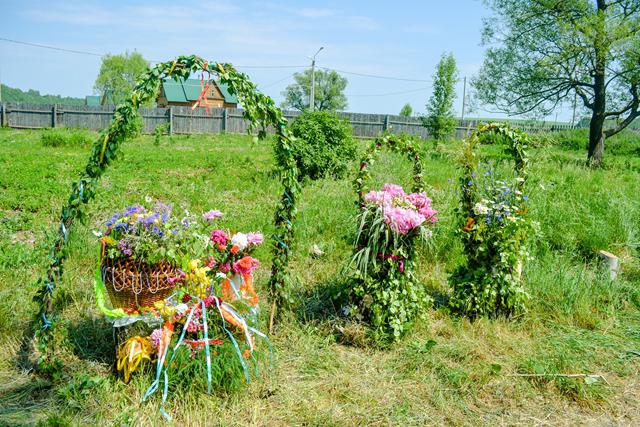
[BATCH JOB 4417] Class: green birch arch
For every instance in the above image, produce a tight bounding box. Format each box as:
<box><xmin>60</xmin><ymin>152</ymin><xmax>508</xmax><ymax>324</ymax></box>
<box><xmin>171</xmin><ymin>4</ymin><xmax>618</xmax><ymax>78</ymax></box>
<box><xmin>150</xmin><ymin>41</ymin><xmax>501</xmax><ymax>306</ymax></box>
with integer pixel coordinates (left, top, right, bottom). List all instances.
<box><xmin>32</xmin><ymin>55</ymin><xmax>300</xmax><ymax>371</ymax></box>
<box><xmin>451</xmin><ymin>122</ymin><xmax>533</xmax><ymax>318</ymax></box>
<box><xmin>354</xmin><ymin>132</ymin><xmax>424</xmax><ymax>206</ymax></box>
<box><xmin>459</xmin><ymin>122</ymin><xmax>530</xmax><ymax>216</ymax></box>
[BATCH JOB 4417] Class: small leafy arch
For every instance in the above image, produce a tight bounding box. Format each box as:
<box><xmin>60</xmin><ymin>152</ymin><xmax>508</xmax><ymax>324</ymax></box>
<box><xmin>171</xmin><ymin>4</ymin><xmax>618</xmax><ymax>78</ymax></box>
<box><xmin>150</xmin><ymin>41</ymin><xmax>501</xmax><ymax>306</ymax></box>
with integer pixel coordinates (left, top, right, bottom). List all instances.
<box><xmin>354</xmin><ymin>133</ymin><xmax>424</xmax><ymax>206</ymax></box>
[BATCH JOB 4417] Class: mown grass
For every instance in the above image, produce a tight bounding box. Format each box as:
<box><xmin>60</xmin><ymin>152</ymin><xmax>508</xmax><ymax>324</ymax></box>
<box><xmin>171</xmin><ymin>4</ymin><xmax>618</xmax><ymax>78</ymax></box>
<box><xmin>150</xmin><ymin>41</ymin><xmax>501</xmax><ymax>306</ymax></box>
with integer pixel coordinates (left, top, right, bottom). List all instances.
<box><xmin>0</xmin><ymin>127</ymin><xmax>639</xmax><ymax>426</ymax></box>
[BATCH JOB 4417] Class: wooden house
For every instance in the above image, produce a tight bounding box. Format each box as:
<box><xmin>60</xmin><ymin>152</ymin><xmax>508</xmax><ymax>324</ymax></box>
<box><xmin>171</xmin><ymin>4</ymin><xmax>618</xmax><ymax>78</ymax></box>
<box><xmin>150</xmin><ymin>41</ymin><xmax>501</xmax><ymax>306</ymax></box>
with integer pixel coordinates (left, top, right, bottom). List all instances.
<box><xmin>157</xmin><ymin>78</ymin><xmax>238</xmax><ymax>108</ymax></box>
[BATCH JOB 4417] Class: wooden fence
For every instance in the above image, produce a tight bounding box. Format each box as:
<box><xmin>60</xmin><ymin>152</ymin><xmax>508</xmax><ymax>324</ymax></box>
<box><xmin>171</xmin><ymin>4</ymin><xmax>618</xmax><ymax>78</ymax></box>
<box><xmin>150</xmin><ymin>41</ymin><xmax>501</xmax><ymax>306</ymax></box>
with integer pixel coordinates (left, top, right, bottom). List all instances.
<box><xmin>0</xmin><ymin>102</ymin><xmax>577</xmax><ymax>139</ymax></box>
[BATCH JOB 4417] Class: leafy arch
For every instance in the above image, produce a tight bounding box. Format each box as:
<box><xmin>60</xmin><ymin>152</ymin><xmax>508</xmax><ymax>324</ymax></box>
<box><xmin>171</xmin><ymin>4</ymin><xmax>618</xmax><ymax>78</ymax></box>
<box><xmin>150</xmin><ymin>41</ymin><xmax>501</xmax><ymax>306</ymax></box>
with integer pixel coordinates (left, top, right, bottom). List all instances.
<box><xmin>354</xmin><ymin>133</ymin><xmax>424</xmax><ymax>205</ymax></box>
<box><xmin>459</xmin><ymin>122</ymin><xmax>529</xmax><ymax>216</ymax></box>
<box><xmin>451</xmin><ymin>122</ymin><xmax>533</xmax><ymax>318</ymax></box>
<box><xmin>32</xmin><ymin>55</ymin><xmax>299</xmax><ymax>370</ymax></box>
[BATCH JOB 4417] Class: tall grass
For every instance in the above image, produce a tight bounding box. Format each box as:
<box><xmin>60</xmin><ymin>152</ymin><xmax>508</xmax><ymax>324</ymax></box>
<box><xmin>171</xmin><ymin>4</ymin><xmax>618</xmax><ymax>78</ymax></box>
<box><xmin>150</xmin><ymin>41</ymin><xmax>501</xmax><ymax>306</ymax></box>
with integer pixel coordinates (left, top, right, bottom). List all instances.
<box><xmin>0</xmin><ymin>128</ymin><xmax>638</xmax><ymax>425</ymax></box>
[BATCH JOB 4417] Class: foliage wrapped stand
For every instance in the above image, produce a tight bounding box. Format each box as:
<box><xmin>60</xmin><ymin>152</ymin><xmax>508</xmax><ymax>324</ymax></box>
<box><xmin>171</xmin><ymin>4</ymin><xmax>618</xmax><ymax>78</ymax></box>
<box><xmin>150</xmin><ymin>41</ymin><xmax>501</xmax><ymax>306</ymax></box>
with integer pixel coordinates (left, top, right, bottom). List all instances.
<box><xmin>31</xmin><ymin>56</ymin><xmax>300</xmax><ymax>378</ymax></box>
<box><xmin>450</xmin><ymin>123</ymin><xmax>538</xmax><ymax>317</ymax></box>
<box><xmin>347</xmin><ymin>134</ymin><xmax>438</xmax><ymax>340</ymax></box>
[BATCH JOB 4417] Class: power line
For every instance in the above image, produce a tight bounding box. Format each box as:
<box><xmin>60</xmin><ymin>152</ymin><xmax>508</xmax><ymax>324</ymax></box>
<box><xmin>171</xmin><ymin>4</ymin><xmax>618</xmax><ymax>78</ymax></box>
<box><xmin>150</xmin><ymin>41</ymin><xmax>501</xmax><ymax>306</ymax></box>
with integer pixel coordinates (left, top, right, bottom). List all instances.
<box><xmin>0</xmin><ymin>36</ymin><xmax>104</xmax><ymax>57</ymax></box>
<box><xmin>261</xmin><ymin>73</ymin><xmax>296</xmax><ymax>89</ymax></box>
<box><xmin>0</xmin><ymin>37</ymin><xmax>307</xmax><ymax>69</ymax></box>
<box><xmin>319</xmin><ymin>66</ymin><xmax>431</xmax><ymax>83</ymax></box>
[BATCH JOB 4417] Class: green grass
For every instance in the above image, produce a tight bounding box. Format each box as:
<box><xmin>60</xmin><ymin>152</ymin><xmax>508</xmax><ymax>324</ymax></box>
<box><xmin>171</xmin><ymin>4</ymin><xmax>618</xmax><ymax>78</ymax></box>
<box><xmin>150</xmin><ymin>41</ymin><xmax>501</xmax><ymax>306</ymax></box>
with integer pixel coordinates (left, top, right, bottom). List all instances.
<box><xmin>0</xmin><ymin>127</ymin><xmax>639</xmax><ymax>425</ymax></box>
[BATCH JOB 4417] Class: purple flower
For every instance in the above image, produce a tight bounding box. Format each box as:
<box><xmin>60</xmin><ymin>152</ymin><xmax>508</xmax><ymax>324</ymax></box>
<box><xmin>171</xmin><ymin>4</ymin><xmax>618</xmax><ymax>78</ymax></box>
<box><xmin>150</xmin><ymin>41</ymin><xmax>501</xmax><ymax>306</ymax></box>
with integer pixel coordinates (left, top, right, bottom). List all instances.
<box><xmin>118</xmin><ymin>239</ymin><xmax>132</xmax><ymax>257</ymax></box>
<box><xmin>114</xmin><ymin>222</ymin><xmax>128</xmax><ymax>233</ymax></box>
<box><xmin>181</xmin><ymin>218</ymin><xmax>190</xmax><ymax>229</ymax></box>
<box><xmin>523</xmin><ymin>195</ymin><xmax>529</xmax><ymax>201</ymax></box>
<box><xmin>106</xmin><ymin>213</ymin><xmax>120</xmax><ymax>227</ymax></box>
<box><xmin>202</xmin><ymin>210</ymin><xmax>223</xmax><ymax>221</ymax></box>
<box><xmin>152</xmin><ymin>226</ymin><xmax>164</xmax><ymax>237</ymax></box>
<box><xmin>140</xmin><ymin>213</ymin><xmax>159</xmax><ymax>227</ymax></box>
<box><xmin>123</xmin><ymin>205</ymin><xmax>145</xmax><ymax>217</ymax></box>
<box><xmin>247</xmin><ymin>232</ymin><xmax>264</xmax><ymax>245</ymax></box>
<box><xmin>154</xmin><ymin>201</ymin><xmax>172</xmax><ymax>213</ymax></box>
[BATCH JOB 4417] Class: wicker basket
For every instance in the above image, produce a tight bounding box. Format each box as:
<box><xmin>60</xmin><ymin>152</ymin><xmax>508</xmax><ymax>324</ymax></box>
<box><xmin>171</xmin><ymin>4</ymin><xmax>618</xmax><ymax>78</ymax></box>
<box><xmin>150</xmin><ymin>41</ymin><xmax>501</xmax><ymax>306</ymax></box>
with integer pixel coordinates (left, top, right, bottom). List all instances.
<box><xmin>100</xmin><ymin>242</ymin><xmax>178</xmax><ymax>311</ymax></box>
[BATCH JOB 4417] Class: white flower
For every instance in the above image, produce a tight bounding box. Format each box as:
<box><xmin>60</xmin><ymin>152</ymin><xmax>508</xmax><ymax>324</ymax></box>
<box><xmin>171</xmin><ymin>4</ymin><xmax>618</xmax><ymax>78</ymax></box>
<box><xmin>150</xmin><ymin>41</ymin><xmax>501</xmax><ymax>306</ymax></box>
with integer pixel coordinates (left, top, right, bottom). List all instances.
<box><xmin>231</xmin><ymin>232</ymin><xmax>249</xmax><ymax>250</ymax></box>
<box><xmin>473</xmin><ymin>202</ymin><xmax>489</xmax><ymax>215</ymax></box>
<box><xmin>507</xmin><ymin>216</ymin><xmax>517</xmax><ymax>222</ymax></box>
<box><xmin>175</xmin><ymin>303</ymin><xmax>189</xmax><ymax>316</ymax></box>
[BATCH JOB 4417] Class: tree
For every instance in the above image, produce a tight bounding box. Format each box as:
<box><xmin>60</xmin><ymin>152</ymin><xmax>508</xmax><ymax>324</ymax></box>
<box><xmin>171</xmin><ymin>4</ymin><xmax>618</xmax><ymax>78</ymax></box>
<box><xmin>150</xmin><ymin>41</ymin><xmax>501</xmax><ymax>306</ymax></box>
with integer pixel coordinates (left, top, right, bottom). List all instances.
<box><xmin>474</xmin><ymin>0</ymin><xmax>640</xmax><ymax>166</ymax></box>
<box><xmin>399</xmin><ymin>103</ymin><xmax>413</xmax><ymax>117</ymax></box>
<box><xmin>282</xmin><ymin>69</ymin><xmax>348</xmax><ymax>111</ymax></box>
<box><xmin>94</xmin><ymin>51</ymin><xmax>150</xmax><ymax>106</ymax></box>
<box><xmin>422</xmin><ymin>53</ymin><xmax>459</xmax><ymax>144</ymax></box>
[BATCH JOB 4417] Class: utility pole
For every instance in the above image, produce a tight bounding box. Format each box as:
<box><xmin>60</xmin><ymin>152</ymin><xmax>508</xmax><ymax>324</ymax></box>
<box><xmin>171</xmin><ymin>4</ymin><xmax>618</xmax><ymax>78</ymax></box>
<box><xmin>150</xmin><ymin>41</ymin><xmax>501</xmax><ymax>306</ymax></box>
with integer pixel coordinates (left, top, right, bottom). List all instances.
<box><xmin>461</xmin><ymin>76</ymin><xmax>467</xmax><ymax>122</ymax></box>
<box><xmin>309</xmin><ymin>47</ymin><xmax>324</xmax><ymax>111</ymax></box>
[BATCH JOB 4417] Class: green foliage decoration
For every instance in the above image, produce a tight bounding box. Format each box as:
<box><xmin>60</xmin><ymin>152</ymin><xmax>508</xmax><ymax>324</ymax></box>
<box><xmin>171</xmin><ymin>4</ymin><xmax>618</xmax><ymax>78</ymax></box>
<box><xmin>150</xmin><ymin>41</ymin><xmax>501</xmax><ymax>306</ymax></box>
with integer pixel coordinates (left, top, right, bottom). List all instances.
<box><xmin>285</xmin><ymin>110</ymin><xmax>356</xmax><ymax>180</ymax></box>
<box><xmin>32</xmin><ymin>55</ymin><xmax>300</xmax><ymax>373</ymax></box>
<box><xmin>348</xmin><ymin>133</ymin><xmax>432</xmax><ymax>340</ymax></box>
<box><xmin>450</xmin><ymin>122</ymin><xmax>537</xmax><ymax>318</ymax></box>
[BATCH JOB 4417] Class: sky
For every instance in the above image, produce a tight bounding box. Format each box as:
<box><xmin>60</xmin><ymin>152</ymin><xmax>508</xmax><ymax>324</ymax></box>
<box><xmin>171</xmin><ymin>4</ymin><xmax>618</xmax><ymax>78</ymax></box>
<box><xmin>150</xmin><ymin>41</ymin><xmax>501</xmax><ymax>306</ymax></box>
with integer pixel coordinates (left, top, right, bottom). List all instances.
<box><xmin>0</xmin><ymin>0</ymin><xmax>573</xmax><ymax>121</ymax></box>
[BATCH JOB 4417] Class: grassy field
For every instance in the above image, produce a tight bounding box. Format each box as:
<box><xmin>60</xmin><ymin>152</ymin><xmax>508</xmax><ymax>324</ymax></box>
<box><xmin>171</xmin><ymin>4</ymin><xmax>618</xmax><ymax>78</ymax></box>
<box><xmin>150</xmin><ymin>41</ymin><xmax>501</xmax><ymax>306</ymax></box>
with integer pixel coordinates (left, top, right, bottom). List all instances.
<box><xmin>0</xmin><ymin>127</ymin><xmax>639</xmax><ymax>426</ymax></box>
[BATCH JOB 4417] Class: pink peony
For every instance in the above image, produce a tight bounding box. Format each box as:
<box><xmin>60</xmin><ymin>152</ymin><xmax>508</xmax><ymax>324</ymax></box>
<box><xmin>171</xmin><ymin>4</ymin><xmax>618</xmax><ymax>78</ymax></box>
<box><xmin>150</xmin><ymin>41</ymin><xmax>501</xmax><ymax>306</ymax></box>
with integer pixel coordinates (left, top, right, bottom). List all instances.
<box><xmin>210</xmin><ymin>229</ymin><xmax>228</xmax><ymax>246</ymax></box>
<box><xmin>382</xmin><ymin>183</ymin><xmax>406</xmax><ymax>198</ymax></box>
<box><xmin>246</xmin><ymin>232</ymin><xmax>264</xmax><ymax>246</ymax></box>
<box><xmin>382</xmin><ymin>205</ymin><xmax>426</xmax><ymax>234</ymax></box>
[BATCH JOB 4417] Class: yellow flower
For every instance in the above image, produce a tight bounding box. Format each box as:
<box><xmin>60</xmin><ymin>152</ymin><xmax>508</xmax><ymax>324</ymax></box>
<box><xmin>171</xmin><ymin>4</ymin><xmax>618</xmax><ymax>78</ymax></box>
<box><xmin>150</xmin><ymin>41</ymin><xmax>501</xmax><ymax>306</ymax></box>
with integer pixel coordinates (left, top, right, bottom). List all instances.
<box><xmin>154</xmin><ymin>300</ymin><xmax>176</xmax><ymax>318</ymax></box>
<box><xmin>102</xmin><ymin>236</ymin><xmax>117</xmax><ymax>246</ymax></box>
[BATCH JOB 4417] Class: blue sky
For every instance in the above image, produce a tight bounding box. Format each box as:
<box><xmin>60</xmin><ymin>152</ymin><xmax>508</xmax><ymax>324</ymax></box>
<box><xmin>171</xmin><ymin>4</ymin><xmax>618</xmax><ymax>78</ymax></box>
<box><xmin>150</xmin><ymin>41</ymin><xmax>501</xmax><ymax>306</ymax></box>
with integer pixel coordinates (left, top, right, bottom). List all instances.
<box><xmin>0</xmin><ymin>0</ymin><xmax>572</xmax><ymax>120</ymax></box>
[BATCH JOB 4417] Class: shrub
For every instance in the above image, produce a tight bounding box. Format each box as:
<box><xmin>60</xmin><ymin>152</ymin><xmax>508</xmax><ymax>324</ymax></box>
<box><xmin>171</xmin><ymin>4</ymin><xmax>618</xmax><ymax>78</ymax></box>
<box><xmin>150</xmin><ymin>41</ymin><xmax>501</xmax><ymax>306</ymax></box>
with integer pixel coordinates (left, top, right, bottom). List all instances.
<box><xmin>286</xmin><ymin>111</ymin><xmax>356</xmax><ymax>180</ymax></box>
<box><xmin>41</xmin><ymin>128</ymin><xmax>93</xmax><ymax>147</ymax></box>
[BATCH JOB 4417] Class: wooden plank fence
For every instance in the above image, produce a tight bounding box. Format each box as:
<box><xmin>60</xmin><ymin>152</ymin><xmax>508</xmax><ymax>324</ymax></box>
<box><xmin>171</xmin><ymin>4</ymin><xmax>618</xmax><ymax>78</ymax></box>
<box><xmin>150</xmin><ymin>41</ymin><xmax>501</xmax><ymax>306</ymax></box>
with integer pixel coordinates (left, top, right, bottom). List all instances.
<box><xmin>0</xmin><ymin>102</ymin><xmax>578</xmax><ymax>139</ymax></box>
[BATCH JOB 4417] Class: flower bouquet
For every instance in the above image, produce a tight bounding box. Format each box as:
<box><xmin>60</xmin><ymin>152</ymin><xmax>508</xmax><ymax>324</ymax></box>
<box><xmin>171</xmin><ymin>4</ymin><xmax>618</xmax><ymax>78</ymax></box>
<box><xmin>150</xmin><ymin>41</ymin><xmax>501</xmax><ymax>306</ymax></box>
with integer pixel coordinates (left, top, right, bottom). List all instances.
<box><xmin>94</xmin><ymin>202</ymin><xmax>269</xmax><ymax>420</ymax></box>
<box><xmin>348</xmin><ymin>184</ymin><xmax>437</xmax><ymax>339</ymax></box>
<box><xmin>451</xmin><ymin>167</ymin><xmax>538</xmax><ymax>317</ymax></box>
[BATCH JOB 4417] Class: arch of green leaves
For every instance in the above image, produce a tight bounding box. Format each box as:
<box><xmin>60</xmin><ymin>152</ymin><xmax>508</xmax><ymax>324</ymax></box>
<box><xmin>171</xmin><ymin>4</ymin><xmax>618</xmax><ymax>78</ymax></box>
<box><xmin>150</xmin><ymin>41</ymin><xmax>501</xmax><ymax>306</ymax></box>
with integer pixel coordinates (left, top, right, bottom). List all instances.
<box><xmin>354</xmin><ymin>133</ymin><xmax>424</xmax><ymax>203</ymax></box>
<box><xmin>32</xmin><ymin>55</ymin><xmax>300</xmax><ymax>371</ymax></box>
<box><xmin>450</xmin><ymin>122</ymin><xmax>533</xmax><ymax>317</ymax></box>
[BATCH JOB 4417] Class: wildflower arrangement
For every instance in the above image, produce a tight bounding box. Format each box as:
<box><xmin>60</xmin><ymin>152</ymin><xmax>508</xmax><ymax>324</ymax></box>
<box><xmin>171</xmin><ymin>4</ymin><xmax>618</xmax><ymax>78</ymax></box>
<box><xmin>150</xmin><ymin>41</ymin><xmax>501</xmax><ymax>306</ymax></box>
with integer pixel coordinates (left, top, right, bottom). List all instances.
<box><xmin>348</xmin><ymin>183</ymin><xmax>438</xmax><ymax>339</ymax></box>
<box><xmin>95</xmin><ymin>202</ymin><xmax>269</xmax><ymax>420</ymax></box>
<box><xmin>450</xmin><ymin>123</ymin><xmax>538</xmax><ymax>318</ymax></box>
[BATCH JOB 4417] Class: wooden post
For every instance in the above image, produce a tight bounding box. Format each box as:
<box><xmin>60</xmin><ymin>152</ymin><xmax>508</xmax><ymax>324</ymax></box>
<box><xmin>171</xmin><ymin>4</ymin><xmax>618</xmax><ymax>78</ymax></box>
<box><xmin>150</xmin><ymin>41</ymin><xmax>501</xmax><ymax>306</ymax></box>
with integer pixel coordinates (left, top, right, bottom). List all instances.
<box><xmin>383</xmin><ymin>114</ymin><xmax>389</xmax><ymax>131</ymax></box>
<box><xmin>0</xmin><ymin>103</ymin><xmax>5</xmax><ymax>127</ymax></box>
<box><xmin>598</xmin><ymin>250</ymin><xmax>619</xmax><ymax>280</ymax></box>
<box><xmin>52</xmin><ymin>104</ymin><xmax>57</xmax><ymax>128</ymax></box>
<box><xmin>168</xmin><ymin>107</ymin><xmax>173</xmax><ymax>135</ymax></box>
<box><xmin>221</xmin><ymin>108</ymin><xmax>228</xmax><ymax>133</ymax></box>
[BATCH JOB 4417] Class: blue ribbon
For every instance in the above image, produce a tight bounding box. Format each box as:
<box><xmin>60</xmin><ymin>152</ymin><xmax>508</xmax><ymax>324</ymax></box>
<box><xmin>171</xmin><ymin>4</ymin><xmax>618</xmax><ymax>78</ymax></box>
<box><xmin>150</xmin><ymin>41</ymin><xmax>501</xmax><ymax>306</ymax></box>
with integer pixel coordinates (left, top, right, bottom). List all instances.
<box><xmin>201</xmin><ymin>300</ymin><xmax>212</xmax><ymax>394</ymax></box>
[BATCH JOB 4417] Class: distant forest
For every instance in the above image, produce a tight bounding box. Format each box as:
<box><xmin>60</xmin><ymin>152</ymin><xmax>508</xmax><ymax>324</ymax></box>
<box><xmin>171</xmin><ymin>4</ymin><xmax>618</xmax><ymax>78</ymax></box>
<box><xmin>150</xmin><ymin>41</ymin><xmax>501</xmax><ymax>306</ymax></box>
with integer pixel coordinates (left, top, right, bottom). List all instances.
<box><xmin>1</xmin><ymin>84</ymin><xmax>84</xmax><ymax>105</ymax></box>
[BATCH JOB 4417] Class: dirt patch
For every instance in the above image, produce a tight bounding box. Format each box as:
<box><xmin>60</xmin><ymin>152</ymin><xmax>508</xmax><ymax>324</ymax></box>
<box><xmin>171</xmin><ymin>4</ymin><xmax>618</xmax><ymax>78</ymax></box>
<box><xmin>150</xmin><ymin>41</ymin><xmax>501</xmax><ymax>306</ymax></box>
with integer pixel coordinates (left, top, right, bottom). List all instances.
<box><xmin>11</xmin><ymin>230</ymin><xmax>36</xmax><ymax>246</ymax></box>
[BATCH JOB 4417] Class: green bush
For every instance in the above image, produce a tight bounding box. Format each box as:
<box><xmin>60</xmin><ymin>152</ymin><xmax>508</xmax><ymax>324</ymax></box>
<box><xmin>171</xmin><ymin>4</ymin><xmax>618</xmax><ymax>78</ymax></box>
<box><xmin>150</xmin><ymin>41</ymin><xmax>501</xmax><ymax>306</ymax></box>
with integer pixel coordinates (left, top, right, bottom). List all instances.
<box><xmin>41</xmin><ymin>128</ymin><xmax>93</xmax><ymax>147</ymax></box>
<box><xmin>286</xmin><ymin>111</ymin><xmax>356</xmax><ymax>180</ymax></box>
